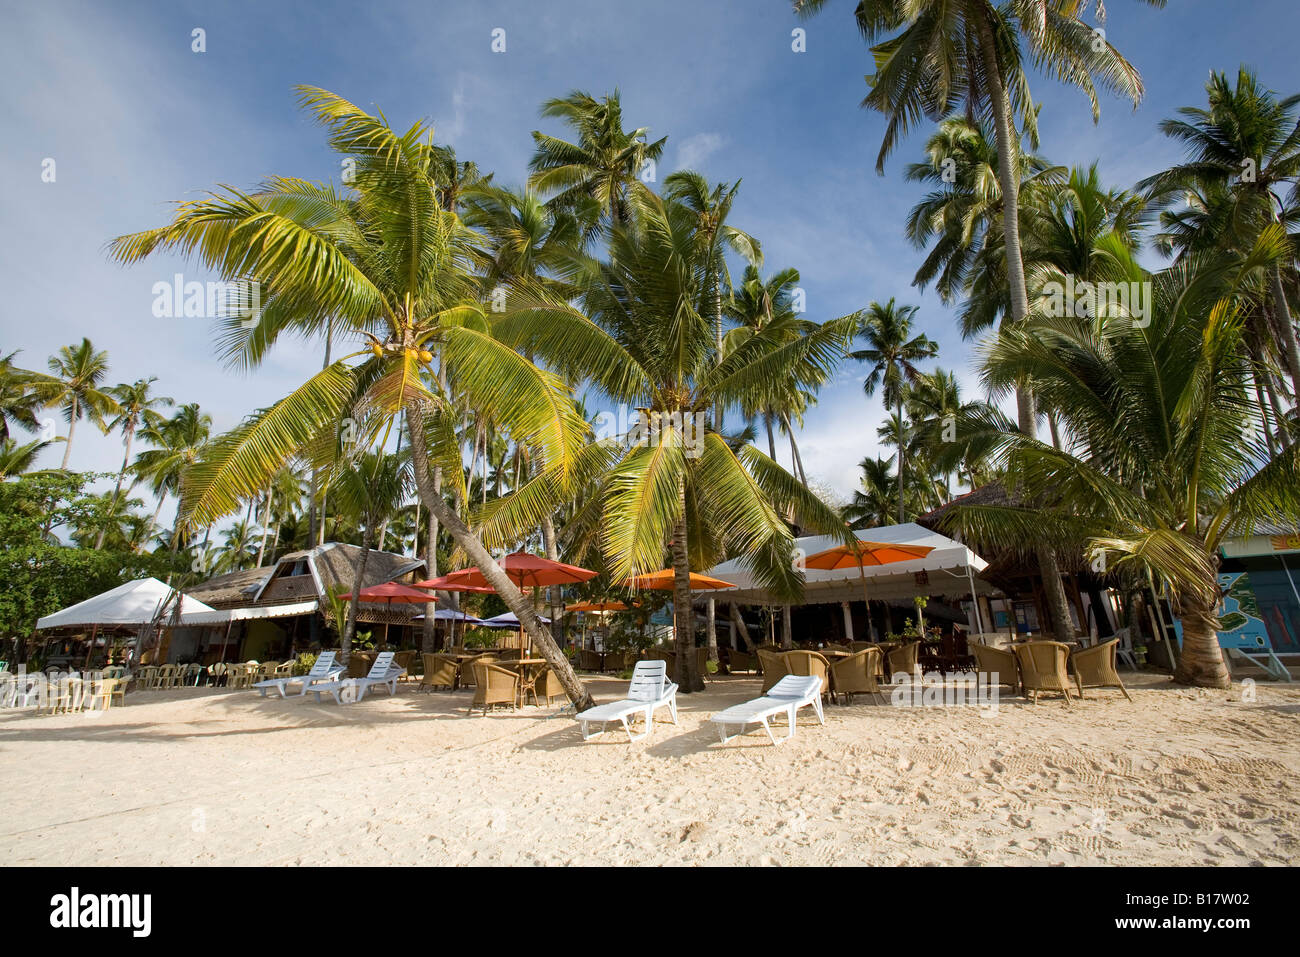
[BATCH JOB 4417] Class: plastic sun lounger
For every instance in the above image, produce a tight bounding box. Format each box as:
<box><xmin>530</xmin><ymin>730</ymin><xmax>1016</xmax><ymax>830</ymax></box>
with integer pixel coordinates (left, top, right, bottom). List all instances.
<box><xmin>311</xmin><ymin>651</ymin><xmax>406</xmax><ymax>704</ymax></box>
<box><xmin>710</xmin><ymin>675</ymin><xmax>825</xmax><ymax>746</ymax></box>
<box><xmin>253</xmin><ymin>651</ymin><xmax>344</xmax><ymax>698</ymax></box>
<box><xmin>575</xmin><ymin>660</ymin><xmax>678</xmax><ymax>742</ymax></box>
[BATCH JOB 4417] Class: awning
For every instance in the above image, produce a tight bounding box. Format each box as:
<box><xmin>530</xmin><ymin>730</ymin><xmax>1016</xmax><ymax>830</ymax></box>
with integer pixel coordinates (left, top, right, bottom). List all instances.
<box><xmin>36</xmin><ymin>578</ymin><xmax>215</xmax><ymax>630</ymax></box>
<box><xmin>178</xmin><ymin>600</ymin><xmax>319</xmax><ymax>626</ymax></box>
<box><xmin>703</xmin><ymin>523</ymin><xmax>998</xmax><ymax>605</ymax></box>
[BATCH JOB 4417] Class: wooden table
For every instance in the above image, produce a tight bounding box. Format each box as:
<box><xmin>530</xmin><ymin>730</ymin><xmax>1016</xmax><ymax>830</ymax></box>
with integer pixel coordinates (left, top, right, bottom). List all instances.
<box><xmin>500</xmin><ymin>658</ymin><xmax>548</xmax><ymax>706</ymax></box>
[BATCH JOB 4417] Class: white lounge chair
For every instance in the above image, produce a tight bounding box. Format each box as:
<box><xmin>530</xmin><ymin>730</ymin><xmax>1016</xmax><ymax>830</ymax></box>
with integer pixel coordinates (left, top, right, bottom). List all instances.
<box><xmin>575</xmin><ymin>660</ymin><xmax>678</xmax><ymax>742</ymax></box>
<box><xmin>710</xmin><ymin>675</ymin><xmax>825</xmax><ymax>746</ymax></box>
<box><xmin>310</xmin><ymin>651</ymin><xmax>406</xmax><ymax>704</ymax></box>
<box><xmin>253</xmin><ymin>651</ymin><xmax>343</xmax><ymax>698</ymax></box>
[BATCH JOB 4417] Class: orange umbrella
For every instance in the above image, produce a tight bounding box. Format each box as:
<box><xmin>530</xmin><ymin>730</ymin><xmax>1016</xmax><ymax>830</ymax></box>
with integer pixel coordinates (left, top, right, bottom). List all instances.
<box><xmin>803</xmin><ymin>540</ymin><xmax>935</xmax><ymax>635</ymax></box>
<box><xmin>441</xmin><ymin>552</ymin><xmax>598</xmax><ymax>589</ymax></box>
<box><xmin>626</xmin><ymin>569</ymin><xmax>737</xmax><ymax>590</ymax></box>
<box><xmin>566</xmin><ymin>600</ymin><xmax>629</xmax><ymax>614</ymax></box>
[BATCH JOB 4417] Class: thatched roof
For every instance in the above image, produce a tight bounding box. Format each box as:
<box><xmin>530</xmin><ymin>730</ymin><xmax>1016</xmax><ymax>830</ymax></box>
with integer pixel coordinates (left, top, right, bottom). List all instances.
<box><xmin>916</xmin><ymin>482</ymin><xmax>1021</xmax><ymax>535</ymax></box>
<box><xmin>187</xmin><ymin>566</ymin><xmax>275</xmax><ymax>609</ymax></box>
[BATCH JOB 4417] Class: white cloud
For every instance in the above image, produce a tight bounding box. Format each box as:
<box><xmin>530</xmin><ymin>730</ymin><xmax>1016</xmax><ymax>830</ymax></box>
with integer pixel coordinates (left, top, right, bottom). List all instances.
<box><xmin>675</xmin><ymin>132</ymin><xmax>725</xmax><ymax>170</ymax></box>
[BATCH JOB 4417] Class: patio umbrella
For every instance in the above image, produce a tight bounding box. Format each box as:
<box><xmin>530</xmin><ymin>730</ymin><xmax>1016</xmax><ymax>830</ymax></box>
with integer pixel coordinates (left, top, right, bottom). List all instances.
<box><xmin>441</xmin><ymin>552</ymin><xmax>598</xmax><ymax>589</ymax></box>
<box><xmin>804</xmin><ymin>540</ymin><xmax>935</xmax><ymax>639</ymax></box>
<box><xmin>566</xmin><ymin>600</ymin><xmax>628</xmax><ymax>651</ymax></box>
<box><xmin>338</xmin><ymin>582</ymin><xmax>436</xmax><ymax>646</ymax></box>
<box><xmin>411</xmin><ymin>575</ymin><xmax>494</xmax><ymax>648</ymax></box>
<box><xmin>625</xmin><ymin>569</ymin><xmax>737</xmax><ymax>591</ymax></box>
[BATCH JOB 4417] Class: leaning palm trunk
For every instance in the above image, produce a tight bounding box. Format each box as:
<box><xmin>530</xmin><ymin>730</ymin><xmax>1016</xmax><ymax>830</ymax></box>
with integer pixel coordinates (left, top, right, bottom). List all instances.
<box><xmin>341</xmin><ymin>530</ymin><xmax>373</xmax><ymax>663</ymax></box>
<box><xmin>1268</xmin><ymin>266</ymin><xmax>1300</xmax><ymax>405</ymax></box>
<box><xmin>1173</xmin><ymin>592</ymin><xmax>1230</xmax><ymax>688</ymax></box>
<box><xmin>406</xmin><ymin>399</ymin><xmax>593</xmax><ymax>710</ymax></box>
<box><xmin>670</xmin><ymin>480</ymin><xmax>703</xmax><ymax>692</ymax></box>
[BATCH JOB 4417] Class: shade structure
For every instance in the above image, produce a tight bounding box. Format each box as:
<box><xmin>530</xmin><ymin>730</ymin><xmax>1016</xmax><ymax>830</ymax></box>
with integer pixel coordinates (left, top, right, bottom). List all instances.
<box><xmin>412</xmin><ymin>609</ymin><xmax>483</xmax><ymax>623</ymax></box>
<box><xmin>36</xmin><ymin>578</ymin><xmax>214</xmax><ymax>630</ymax></box>
<box><xmin>411</xmin><ymin>574</ymin><xmax>494</xmax><ymax>594</ymax></box>
<box><xmin>478</xmin><ymin>612</ymin><xmax>552</xmax><ymax>629</ymax></box>
<box><xmin>566</xmin><ymin>600</ymin><xmax>628</xmax><ymax>615</ymax></box>
<box><xmin>626</xmin><ymin>569</ymin><xmax>737</xmax><ymax>591</ymax></box>
<box><xmin>705</xmin><ymin>524</ymin><xmax>993</xmax><ymax>605</ymax></box>
<box><xmin>442</xmin><ymin>552</ymin><xmax>597</xmax><ymax>589</ymax></box>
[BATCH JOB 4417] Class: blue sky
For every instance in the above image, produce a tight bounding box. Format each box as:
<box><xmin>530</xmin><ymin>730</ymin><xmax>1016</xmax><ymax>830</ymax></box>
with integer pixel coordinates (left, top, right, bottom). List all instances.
<box><xmin>3</xmin><ymin>0</ymin><xmax>1297</xmax><ymax>526</ymax></box>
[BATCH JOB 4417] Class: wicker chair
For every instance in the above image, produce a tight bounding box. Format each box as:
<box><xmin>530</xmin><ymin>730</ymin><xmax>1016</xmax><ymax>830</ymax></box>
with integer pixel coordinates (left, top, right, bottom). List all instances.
<box><xmin>533</xmin><ymin>668</ymin><xmax>566</xmax><ymax>706</ymax></box>
<box><xmin>469</xmin><ymin>662</ymin><xmax>518</xmax><ymax>715</ymax></box>
<box><xmin>1070</xmin><ymin>638</ymin><xmax>1132</xmax><ymax>701</ymax></box>
<box><xmin>828</xmin><ymin>647</ymin><xmax>884</xmax><ymax>705</ymax></box>
<box><xmin>781</xmin><ymin>650</ymin><xmax>831</xmax><ymax>699</ymax></box>
<box><xmin>757</xmin><ymin>648</ymin><xmax>790</xmax><ymax>693</ymax></box>
<box><xmin>393</xmin><ymin>651</ymin><xmax>415</xmax><ymax>679</ymax></box>
<box><xmin>420</xmin><ymin>653</ymin><xmax>458</xmax><ymax>692</ymax></box>
<box><xmin>886</xmin><ymin>642</ymin><xmax>920</xmax><ymax>678</ymax></box>
<box><xmin>971</xmin><ymin>642</ymin><xmax>1020</xmax><ymax>694</ymax></box>
<box><xmin>1013</xmin><ymin>641</ymin><xmax>1075</xmax><ymax>705</ymax></box>
<box><xmin>727</xmin><ymin>649</ymin><xmax>757</xmax><ymax>674</ymax></box>
<box><xmin>578</xmin><ymin>649</ymin><xmax>603</xmax><ymax>671</ymax></box>
<box><xmin>848</xmin><ymin>641</ymin><xmax>874</xmax><ymax>652</ymax></box>
<box><xmin>458</xmin><ymin>654</ymin><xmax>486</xmax><ymax>689</ymax></box>
<box><xmin>347</xmin><ymin>653</ymin><xmax>375</xmax><ymax>679</ymax></box>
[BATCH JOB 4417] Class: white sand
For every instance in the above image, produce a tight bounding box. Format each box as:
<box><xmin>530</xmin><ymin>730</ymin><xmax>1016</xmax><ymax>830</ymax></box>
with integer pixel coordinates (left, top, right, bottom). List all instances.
<box><xmin>1</xmin><ymin>672</ymin><xmax>1297</xmax><ymax>866</ymax></box>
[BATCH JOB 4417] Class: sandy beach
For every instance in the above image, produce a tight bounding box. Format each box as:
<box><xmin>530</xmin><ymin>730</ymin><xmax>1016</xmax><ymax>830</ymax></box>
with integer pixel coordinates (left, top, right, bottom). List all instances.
<box><xmin>2</xmin><ymin>673</ymin><xmax>1297</xmax><ymax>866</ymax></box>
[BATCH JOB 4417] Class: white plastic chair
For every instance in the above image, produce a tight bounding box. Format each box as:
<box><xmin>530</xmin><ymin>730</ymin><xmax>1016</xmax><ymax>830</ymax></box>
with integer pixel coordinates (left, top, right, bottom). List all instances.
<box><xmin>310</xmin><ymin>651</ymin><xmax>405</xmax><ymax>704</ymax></box>
<box><xmin>710</xmin><ymin>675</ymin><xmax>825</xmax><ymax>746</ymax></box>
<box><xmin>575</xmin><ymin>660</ymin><xmax>679</xmax><ymax>742</ymax></box>
<box><xmin>253</xmin><ymin>651</ymin><xmax>344</xmax><ymax>697</ymax></box>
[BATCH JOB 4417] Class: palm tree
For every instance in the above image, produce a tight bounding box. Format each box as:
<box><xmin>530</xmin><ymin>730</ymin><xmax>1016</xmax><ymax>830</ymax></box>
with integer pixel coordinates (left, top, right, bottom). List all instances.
<box><xmin>843</xmin><ymin>456</ymin><xmax>897</xmax><ymax>529</ymax></box>
<box><xmin>486</xmin><ymin>190</ymin><xmax>857</xmax><ymax>692</ymax></box>
<box><xmin>1140</xmin><ymin>68</ymin><xmax>1300</xmax><ymax>406</ymax></box>
<box><xmin>794</xmin><ymin>0</ymin><xmax>1156</xmax><ymax>390</ymax></box>
<box><xmin>132</xmin><ymin>403</ymin><xmax>213</xmax><ymax>550</ymax></box>
<box><xmin>215</xmin><ymin>518</ymin><xmax>260</xmax><ymax>573</ymax></box>
<box><xmin>528</xmin><ymin>90</ymin><xmax>666</xmax><ymax>227</ymax></box>
<box><xmin>97</xmin><ymin>377</ymin><xmax>173</xmax><ymax>548</ymax></box>
<box><xmin>852</xmin><ymin>299</ymin><xmax>937</xmax><ymax>522</ymax></box>
<box><xmin>32</xmin><ymin>338</ymin><xmax>118</xmax><ymax>469</ymax></box>
<box><xmin>111</xmin><ymin>88</ymin><xmax>596</xmax><ymax>709</ymax></box>
<box><xmin>329</xmin><ymin>451</ymin><xmax>410</xmax><ymax>660</ymax></box>
<box><xmin>945</xmin><ymin>248</ymin><xmax>1300</xmax><ymax>688</ymax></box>
<box><xmin>0</xmin><ymin>352</ymin><xmax>45</xmax><ymax>441</ymax></box>
<box><xmin>0</xmin><ymin>436</ymin><xmax>56</xmax><ymax>478</ymax></box>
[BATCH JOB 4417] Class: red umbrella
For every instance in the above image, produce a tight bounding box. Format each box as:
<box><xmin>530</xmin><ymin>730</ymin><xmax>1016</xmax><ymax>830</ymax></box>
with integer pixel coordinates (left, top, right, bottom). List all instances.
<box><xmin>338</xmin><ymin>582</ymin><xmax>436</xmax><ymax>645</ymax></box>
<box><xmin>441</xmin><ymin>552</ymin><xmax>598</xmax><ymax>589</ymax></box>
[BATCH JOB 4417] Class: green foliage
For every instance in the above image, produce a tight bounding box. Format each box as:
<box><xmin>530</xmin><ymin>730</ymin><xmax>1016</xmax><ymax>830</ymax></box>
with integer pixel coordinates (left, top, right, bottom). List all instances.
<box><xmin>0</xmin><ymin>473</ymin><xmax>183</xmax><ymax>637</ymax></box>
<box><xmin>292</xmin><ymin>652</ymin><xmax>317</xmax><ymax>676</ymax></box>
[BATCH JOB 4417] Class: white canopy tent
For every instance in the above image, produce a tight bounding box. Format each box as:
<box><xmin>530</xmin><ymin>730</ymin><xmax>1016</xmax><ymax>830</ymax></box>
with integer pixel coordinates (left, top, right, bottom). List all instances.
<box><xmin>36</xmin><ymin>578</ymin><xmax>215</xmax><ymax>630</ymax></box>
<box><xmin>702</xmin><ymin>523</ymin><xmax>998</xmax><ymax>634</ymax></box>
<box><xmin>178</xmin><ymin>600</ymin><xmax>319</xmax><ymax>626</ymax></box>
<box><xmin>478</xmin><ymin>611</ymin><xmax>551</xmax><ymax>629</ymax></box>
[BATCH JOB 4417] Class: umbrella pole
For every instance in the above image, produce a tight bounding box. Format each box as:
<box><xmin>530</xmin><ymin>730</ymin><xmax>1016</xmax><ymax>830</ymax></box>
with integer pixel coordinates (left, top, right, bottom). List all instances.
<box><xmin>966</xmin><ymin>562</ymin><xmax>985</xmax><ymax>635</ymax></box>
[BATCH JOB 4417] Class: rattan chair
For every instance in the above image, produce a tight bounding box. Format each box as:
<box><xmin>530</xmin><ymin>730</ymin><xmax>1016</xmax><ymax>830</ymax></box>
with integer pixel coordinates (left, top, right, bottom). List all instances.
<box><xmin>971</xmin><ymin>642</ymin><xmax>1020</xmax><ymax>694</ymax></box>
<box><xmin>727</xmin><ymin>649</ymin><xmax>757</xmax><ymax>674</ymax></box>
<box><xmin>1070</xmin><ymin>638</ymin><xmax>1132</xmax><ymax>701</ymax></box>
<box><xmin>469</xmin><ymin>662</ymin><xmax>518</xmax><ymax>715</ymax></box>
<box><xmin>886</xmin><ymin>642</ymin><xmax>920</xmax><ymax>678</ymax></box>
<box><xmin>420</xmin><ymin>653</ymin><xmax>458</xmax><ymax>692</ymax></box>
<box><xmin>757</xmin><ymin>648</ymin><xmax>791</xmax><ymax>693</ymax></box>
<box><xmin>1013</xmin><ymin>641</ymin><xmax>1075</xmax><ymax>705</ymax></box>
<box><xmin>533</xmin><ymin>668</ymin><xmax>566</xmax><ymax>706</ymax></box>
<box><xmin>781</xmin><ymin>650</ymin><xmax>831</xmax><ymax>700</ymax></box>
<box><xmin>458</xmin><ymin>654</ymin><xmax>496</xmax><ymax>689</ymax></box>
<box><xmin>828</xmin><ymin>647</ymin><xmax>884</xmax><ymax>704</ymax></box>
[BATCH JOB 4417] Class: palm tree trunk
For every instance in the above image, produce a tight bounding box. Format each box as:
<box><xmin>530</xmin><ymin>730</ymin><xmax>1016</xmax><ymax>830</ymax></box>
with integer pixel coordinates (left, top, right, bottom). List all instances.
<box><xmin>1269</xmin><ymin>263</ymin><xmax>1300</xmax><ymax>403</ymax></box>
<box><xmin>765</xmin><ymin>413</ymin><xmax>777</xmax><ymax>460</ymax></box>
<box><xmin>670</xmin><ymin>478</ymin><xmax>702</xmax><ymax>692</ymax></box>
<box><xmin>96</xmin><ymin>424</ymin><xmax>136</xmax><ymax>549</ymax></box>
<box><xmin>341</xmin><ymin>529</ymin><xmax>373</xmax><ymax>663</ymax></box>
<box><xmin>405</xmin><ymin>398</ymin><xmax>593</xmax><ymax>710</ymax></box>
<box><xmin>60</xmin><ymin>400</ymin><xmax>78</xmax><ymax>470</ymax></box>
<box><xmin>896</xmin><ymin>401</ymin><xmax>906</xmax><ymax>524</ymax></box>
<box><xmin>705</xmin><ymin>598</ymin><xmax>718</xmax><ymax>663</ymax></box>
<box><xmin>782</xmin><ymin>604</ymin><xmax>794</xmax><ymax>650</ymax></box>
<box><xmin>729</xmin><ymin>602</ymin><xmax>753</xmax><ymax>652</ymax></box>
<box><xmin>256</xmin><ymin>484</ymin><xmax>272</xmax><ymax>567</ymax></box>
<box><xmin>1172</xmin><ymin>591</ymin><xmax>1230</xmax><ymax>689</ymax></box>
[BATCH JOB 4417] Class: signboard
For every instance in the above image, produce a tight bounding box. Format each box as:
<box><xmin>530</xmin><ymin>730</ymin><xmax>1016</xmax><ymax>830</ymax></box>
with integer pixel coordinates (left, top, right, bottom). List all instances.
<box><xmin>1170</xmin><ymin>572</ymin><xmax>1271</xmax><ymax>650</ymax></box>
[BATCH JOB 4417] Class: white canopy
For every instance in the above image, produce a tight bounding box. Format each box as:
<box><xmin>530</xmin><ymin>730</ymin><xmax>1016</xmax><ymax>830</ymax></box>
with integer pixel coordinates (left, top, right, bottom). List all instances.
<box><xmin>36</xmin><ymin>578</ymin><xmax>215</xmax><ymax>630</ymax></box>
<box><xmin>178</xmin><ymin>600</ymin><xmax>319</xmax><ymax>626</ymax></box>
<box><xmin>703</xmin><ymin>523</ymin><xmax>996</xmax><ymax>605</ymax></box>
<box><xmin>478</xmin><ymin>611</ymin><xmax>551</xmax><ymax>629</ymax></box>
<box><xmin>412</xmin><ymin>609</ymin><xmax>483</xmax><ymax>623</ymax></box>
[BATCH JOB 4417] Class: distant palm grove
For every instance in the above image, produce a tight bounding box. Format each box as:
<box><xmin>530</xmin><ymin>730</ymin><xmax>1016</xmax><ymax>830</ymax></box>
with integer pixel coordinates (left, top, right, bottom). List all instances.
<box><xmin>4</xmin><ymin>2</ymin><xmax>1299</xmax><ymax>695</ymax></box>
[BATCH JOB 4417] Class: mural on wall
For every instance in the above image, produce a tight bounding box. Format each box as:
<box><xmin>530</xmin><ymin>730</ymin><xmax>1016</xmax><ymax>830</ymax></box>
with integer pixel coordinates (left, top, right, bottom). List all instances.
<box><xmin>1172</xmin><ymin>572</ymin><xmax>1272</xmax><ymax>650</ymax></box>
